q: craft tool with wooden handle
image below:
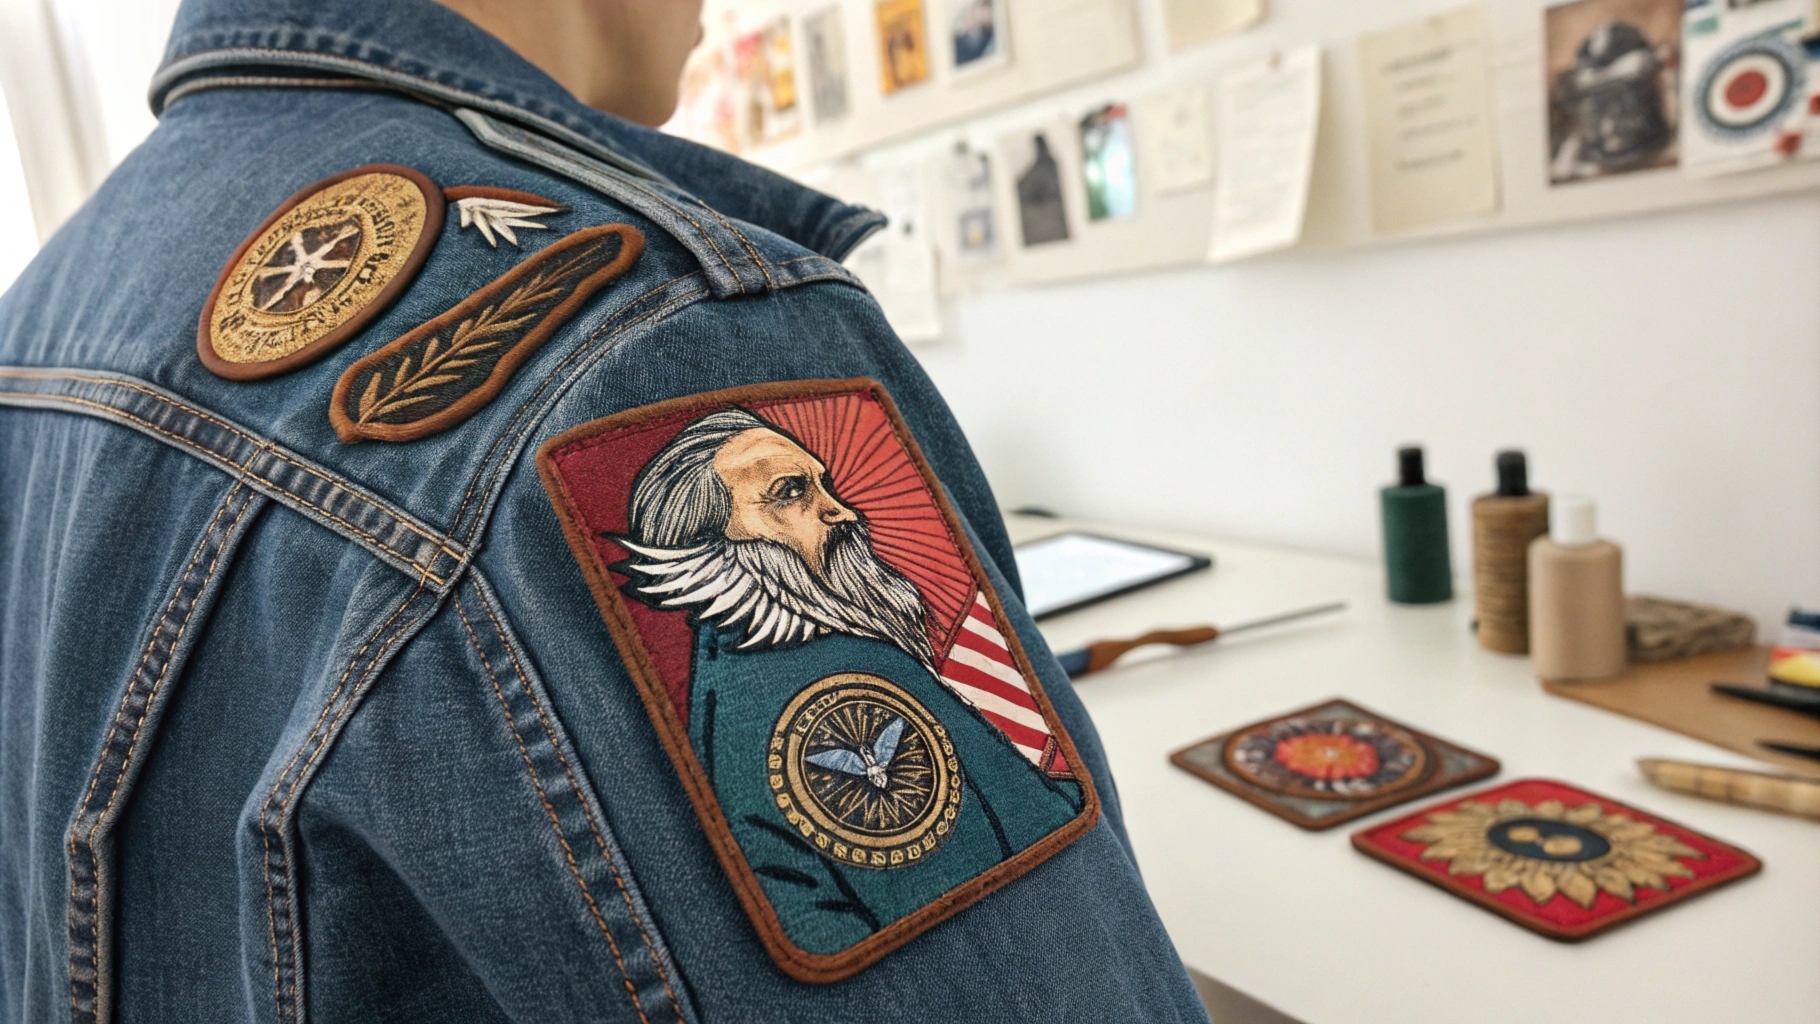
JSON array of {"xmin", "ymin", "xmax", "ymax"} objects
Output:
[
  {"xmin": 1711, "ymin": 680, "xmax": 1820, "ymax": 719},
  {"xmin": 1055, "ymin": 602, "xmax": 1347, "ymax": 678},
  {"xmin": 1637, "ymin": 757, "xmax": 1820, "ymax": 821},
  {"xmin": 1757, "ymin": 740, "xmax": 1820, "ymax": 764}
]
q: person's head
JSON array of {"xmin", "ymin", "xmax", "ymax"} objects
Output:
[
  {"xmin": 436, "ymin": 0, "xmax": 705, "ymax": 125},
  {"xmin": 622, "ymin": 408, "xmax": 935, "ymax": 668}
]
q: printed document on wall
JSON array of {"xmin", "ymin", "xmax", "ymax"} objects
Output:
[
  {"xmin": 1358, "ymin": 7, "xmax": 1500, "ymax": 234},
  {"xmin": 1164, "ymin": 0, "xmax": 1265, "ymax": 52},
  {"xmin": 841, "ymin": 164, "xmax": 943, "ymax": 343},
  {"xmin": 1208, "ymin": 45, "xmax": 1321, "ymax": 263},
  {"xmin": 1135, "ymin": 85, "xmax": 1216, "ymax": 194}
]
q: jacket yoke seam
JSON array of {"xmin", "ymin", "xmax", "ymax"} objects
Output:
[
  {"xmin": 451, "ymin": 588, "xmax": 656, "ymax": 1024},
  {"xmin": 258, "ymin": 578, "xmax": 436, "ymax": 1024},
  {"xmin": 66, "ymin": 481, "xmax": 259, "ymax": 1024},
  {"xmin": 0, "ymin": 377, "xmax": 459, "ymax": 585},
  {"xmin": 466, "ymin": 577, "xmax": 687, "ymax": 1019},
  {"xmin": 0, "ymin": 370, "xmax": 453, "ymax": 557}
]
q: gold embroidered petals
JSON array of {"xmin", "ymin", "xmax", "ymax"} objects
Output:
[
  {"xmin": 198, "ymin": 164, "xmax": 443, "ymax": 380},
  {"xmin": 329, "ymin": 224, "xmax": 644, "ymax": 444}
]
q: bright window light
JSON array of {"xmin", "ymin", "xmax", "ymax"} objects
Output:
[
  {"xmin": 51, "ymin": 0, "xmax": 184, "ymax": 167},
  {"xmin": 0, "ymin": 91, "xmax": 39, "ymax": 292}
]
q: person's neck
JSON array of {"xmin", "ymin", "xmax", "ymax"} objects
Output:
[{"xmin": 433, "ymin": 0, "xmax": 617, "ymax": 113}]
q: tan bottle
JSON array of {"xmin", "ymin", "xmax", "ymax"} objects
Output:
[{"xmin": 1528, "ymin": 495, "xmax": 1626, "ymax": 680}]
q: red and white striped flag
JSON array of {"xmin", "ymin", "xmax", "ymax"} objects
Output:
[{"xmin": 938, "ymin": 593, "xmax": 1072, "ymax": 777}]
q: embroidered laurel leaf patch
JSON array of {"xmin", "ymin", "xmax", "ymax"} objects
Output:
[{"xmin": 330, "ymin": 224, "xmax": 643, "ymax": 443}]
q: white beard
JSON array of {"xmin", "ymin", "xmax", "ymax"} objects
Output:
[{"xmin": 618, "ymin": 524, "xmax": 937, "ymax": 671}]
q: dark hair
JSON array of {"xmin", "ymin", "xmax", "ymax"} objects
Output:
[{"xmin": 627, "ymin": 408, "xmax": 769, "ymax": 548}]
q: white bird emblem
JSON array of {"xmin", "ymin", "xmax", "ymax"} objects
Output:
[
  {"xmin": 806, "ymin": 717, "xmax": 907, "ymax": 790},
  {"xmin": 454, "ymin": 196, "xmax": 562, "ymax": 247}
]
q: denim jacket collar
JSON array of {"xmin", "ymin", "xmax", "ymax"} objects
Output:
[{"xmin": 148, "ymin": 0, "xmax": 883, "ymax": 261}]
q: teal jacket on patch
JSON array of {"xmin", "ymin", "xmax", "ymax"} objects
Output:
[
  {"xmin": 0, "ymin": 0, "xmax": 1215, "ymax": 1021},
  {"xmin": 689, "ymin": 628, "xmax": 1083, "ymax": 958}
]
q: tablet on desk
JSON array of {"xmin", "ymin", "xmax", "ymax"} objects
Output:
[{"xmin": 1012, "ymin": 532, "xmax": 1212, "ymax": 619}]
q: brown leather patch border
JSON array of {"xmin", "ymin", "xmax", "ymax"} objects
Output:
[
  {"xmin": 330, "ymin": 224, "xmax": 644, "ymax": 443},
  {"xmin": 443, "ymin": 185, "xmax": 569, "ymax": 210},
  {"xmin": 197, "ymin": 163, "xmax": 444, "ymax": 381},
  {"xmin": 535, "ymin": 378, "xmax": 1101, "ymax": 984},
  {"xmin": 1169, "ymin": 697, "xmax": 1501, "ymax": 830}
]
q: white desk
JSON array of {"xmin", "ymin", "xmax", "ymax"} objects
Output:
[{"xmin": 1007, "ymin": 516, "xmax": 1818, "ymax": 1024}]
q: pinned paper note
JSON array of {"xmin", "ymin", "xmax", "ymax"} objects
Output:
[
  {"xmin": 1208, "ymin": 45, "xmax": 1322, "ymax": 263},
  {"xmin": 843, "ymin": 164, "xmax": 942, "ymax": 343},
  {"xmin": 1358, "ymin": 7, "xmax": 1500, "ymax": 234},
  {"xmin": 1164, "ymin": 0, "xmax": 1265, "ymax": 52},
  {"xmin": 1135, "ymin": 86, "xmax": 1215, "ymax": 194}
]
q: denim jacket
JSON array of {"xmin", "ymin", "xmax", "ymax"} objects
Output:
[{"xmin": 0, "ymin": 2, "xmax": 1211, "ymax": 1021}]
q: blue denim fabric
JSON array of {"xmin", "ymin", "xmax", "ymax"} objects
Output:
[{"xmin": 0, "ymin": 1, "xmax": 1214, "ymax": 1021}]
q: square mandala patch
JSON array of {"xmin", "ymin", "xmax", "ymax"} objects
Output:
[
  {"xmin": 537, "ymin": 378, "xmax": 1098, "ymax": 982},
  {"xmin": 1170, "ymin": 698, "xmax": 1500, "ymax": 830},
  {"xmin": 1352, "ymin": 778, "xmax": 1762, "ymax": 940}
]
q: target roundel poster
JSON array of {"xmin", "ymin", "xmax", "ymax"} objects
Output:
[
  {"xmin": 1681, "ymin": 0, "xmax": 1820, "ymax": 176},
  {"xmin": 537, "ymin": 377, "xmax": 1097, "ymax": 982}
]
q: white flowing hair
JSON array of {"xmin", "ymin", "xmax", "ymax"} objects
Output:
[{"xmin": 617, "ymin": 410, "xmax": 937, "ymax": 670}]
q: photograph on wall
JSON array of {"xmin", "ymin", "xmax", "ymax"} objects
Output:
[
  {"xmin": 735, "ymin": 17, "xmax": 801, "ymax": 147},
  {"xmin": 1004, "ymin": 128, "xmax": 1071, "ymax": 247},
  {"xmin": 943, "ymin": 142, "xmax": 1000, "ymax": 260},
  {"xmin": 1079, "ymin": 103, "xmax": 1138, "ymax": 220},
  {"xmin": 803, "ymin": 6, "xmax": 853, "ymax": 123},
  {"xmin": 1544, "ymin": 0, "xmax": 1683, "ymax": 185},
  {"xmin": 668, "ymin": 33, "xmax": 742, "ymax": 154},
  {"xmin": 949, "ymin": 0, "xmax": 1011, "ymax": 78},
  {"xmin": 1680, "ymin": 0, "xmax": 1820, "ymax": 176},
  {"xmin": 876, "ymin": 0, "xmax": 933, "ymax": 95}
]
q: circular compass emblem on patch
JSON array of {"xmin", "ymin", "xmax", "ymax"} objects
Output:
[
  {"xmin": 1224, "ymin": 715, "xmax": 1428, "ymax": 800},
  {"xmin": 198, "ymin": 164, "xmax": 443, "ymax": 380},
  {"xmin": 770, "ymin": 673, "xmax": 961, "ymax": 870}
]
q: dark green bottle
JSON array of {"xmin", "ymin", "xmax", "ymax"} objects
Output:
[{"xmin": 1381, "ymin": 446, "xmax": 1453, "ymax": 604}]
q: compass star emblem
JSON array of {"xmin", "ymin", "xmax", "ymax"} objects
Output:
[{"xmin": 251, "ymin": 219, "xmax": 362, "ymax": 313}]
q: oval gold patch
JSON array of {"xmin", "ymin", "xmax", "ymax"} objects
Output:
[{"xmin": 198, "ymin": 164, "xmax": 443, "ymax": 380}]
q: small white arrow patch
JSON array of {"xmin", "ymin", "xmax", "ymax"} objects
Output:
[{"xmin": 455, "ymin": 197, "xmax": 563, "ymax": 248}]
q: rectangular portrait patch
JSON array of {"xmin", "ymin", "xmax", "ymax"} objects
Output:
[{"xmin": 537, "ymin": 379, "xmax": 1099, "ymax": 982}]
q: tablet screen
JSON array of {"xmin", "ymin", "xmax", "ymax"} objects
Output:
[{"xmin": 1012, "ymin": 532, "xmax": 1211, "ymax": 619}]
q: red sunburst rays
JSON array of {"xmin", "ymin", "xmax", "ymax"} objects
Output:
[{"xmin": 756, "ymin": 392, "xmax": 974, "ymax": 651}]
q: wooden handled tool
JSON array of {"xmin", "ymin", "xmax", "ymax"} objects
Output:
[
  {"xmin": 1637, "ymin": 758, "xmax": 1820, "ymax": 821},
  {"xmin": 1056, "ymin": 601, "xmax": 1347, "ymax": 678}
]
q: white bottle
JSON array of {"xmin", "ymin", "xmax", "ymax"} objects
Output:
[{"xmin": 1528, "ymin": 495, "xmax": 1626, "ymax": 681}]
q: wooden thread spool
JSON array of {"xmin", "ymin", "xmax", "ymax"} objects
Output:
[
  {"xmin": 1472, "ymin": 492, "xmax": 1549, "ymax": 653},
  {"xmin": 1469, "ymin": 444, "xmax": 1550, "ymax": 657}
]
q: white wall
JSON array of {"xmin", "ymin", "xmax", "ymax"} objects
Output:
[{"xmin": 917, "ymin": 191, "xmax": 1820, "ymax": 632}]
